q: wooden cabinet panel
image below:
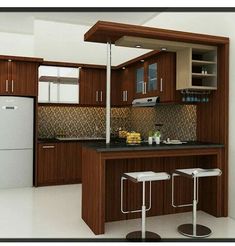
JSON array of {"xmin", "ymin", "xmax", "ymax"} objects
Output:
[
  {"xmin": 37, "ymin": 142, "xmax": 82, "ymax": 186},
  {"xmin": 120, "ymin": 67, "xmax": 134, "ymax": 105},
  {"xmin": 80, "ymin": 67, "xmax": 106, "ymax": 106},
  {"xmin": 0, "ymin": 59, "xmax": 38, "ymax": 96},
  {"xmin": 111, "ymin": 70, "xmax": 121, "ymax": 106},
  {"xmin": 99, "ymin": 69, "xmax": 106, "ymax": 106},
  {"xmin": 0, "ymin": 60, "xmax": 9, "ymax": 95},
  {"xmin": 158, "ymin": 52, "xmax": 178, "ymax": 102},
  {"xmin": 11, "ymin": 61, "xmax": 38, "ymax": 96},
  {"xmin": 133, "ymin": 52, "xmax": 178, "ymax": 102},
  {"xmin": 111, "ymin": 67, "xmax": 134, "ymax": 106},
  {"xmin": 37, "ymin": 143, "xmax": 58, "ymax": 186},
  {"xmin": 57, "ymin": 142, "xmax": 82, "ymax": 184},
  {"xmin": 79, "ymin": 67, "xmax": 93, "ymax": 105}
]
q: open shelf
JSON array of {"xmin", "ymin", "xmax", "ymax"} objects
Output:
[
  {"xmin": 177, "ymin": 46, "xmax": 217, "ymax": 91},
  {"xmin": 192, "ymin": 73, "xmax": 217, "ymax": 78},
  {"xmin": 192, "ymin": 60, "xmax": 217, "ymax": 66}
]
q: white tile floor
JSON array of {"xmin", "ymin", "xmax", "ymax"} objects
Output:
[{"xmin": 0, "ymin": 184, "xmax": 234, "ymax": 239}]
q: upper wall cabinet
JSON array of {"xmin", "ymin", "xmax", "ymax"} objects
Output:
[
  {"xmin": 38, "ymin": 66, "xmax": 79, "ymax": 104},
  {"xmin": 111, "ymin": 67, "xmax": 134, "ymax": 106},
  {"xmin": 135, "ymin": 59, "xmax": 158, "ymax": 98},
  {"xmin": 134, "ymin": 52, "xmax": 177, "ymax": 102},
  {"xmin": 176, "ymin": 47, "xmax": 217, "ymax": 90},
  {"xmin": 0, "ymin": 59, "xmax": 39, "ymax": 96},
  {"xmin": 79, "ymin": 67, "xmax": 106, "ymax": 106}
]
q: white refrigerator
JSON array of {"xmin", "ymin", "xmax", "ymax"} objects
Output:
[{"xmin": 0, "ymin": 96, "xmax": 34, "ymax": 188}]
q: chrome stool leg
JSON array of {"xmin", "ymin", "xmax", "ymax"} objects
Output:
[
  {"xmin": 177, "ymin": 176, "xmax": 211, "ymax": 238},
  {"xmin": 121, "ymin": 178, "xmax": 160, "ymax": 241}
]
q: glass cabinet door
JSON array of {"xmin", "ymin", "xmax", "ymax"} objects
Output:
[
  {"xmin": 136, "ymin": 67, "xmax": 144, "ymax": 94},
  {"xmin": 147, "ymin": 63, "xmax": 157, "ymax": 92}
]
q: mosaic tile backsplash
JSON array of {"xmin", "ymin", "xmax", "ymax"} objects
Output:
[{"xmin": 38, "ymin": 105, "xmax": 196, "ymax": 141}]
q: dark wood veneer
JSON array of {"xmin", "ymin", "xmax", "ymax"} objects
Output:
[
  {"xmin": 36, "ymin": 142, "xmax": 82, "ymax": 186},
  {"xmin": 84, "ymin": 21, "xmax": 229, "ymax": 45},
  {"xmin": 82, "ymin": 146, "xmax": 224, "ymax": 235}
]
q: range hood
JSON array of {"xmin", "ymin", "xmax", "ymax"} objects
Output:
[{"xmin": 132, "ymin": 96, "xmax": 160, "ymax": 107}]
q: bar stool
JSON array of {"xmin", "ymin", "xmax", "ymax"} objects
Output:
[
  {"xmin": 121, "ymin": 171, "xmax": 170, "ymax": 241},
  {"xmin": 171, "ymin": 168, "xmax": 222, "ymax": 238}
]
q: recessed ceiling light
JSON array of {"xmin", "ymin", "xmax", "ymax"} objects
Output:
[
  {"xmin": 122, "ymin": 67, "xmax": 126, "ymax": 70},
  {"xmin": 140, "ymin": 59, "xmax": 145, "ymax": 62},
  {"xmin": 135, "ymin": 45, "xmax": 142, "ymax": 48},
  {"xmin": 161, "ymin": 47, "xmax": 167, "ymax": 51}
]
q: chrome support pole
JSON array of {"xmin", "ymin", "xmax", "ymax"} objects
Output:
[
  {"xmin": 193, "ymin": 177, "xmax": 197, "ymax": 236},
  {"xmin": 106, "ymin": 42, "xmax": 111, "ymax": 144},
  {"xmin": 142, "ymin": 181, "xmax": 146, "ymax": 239}
]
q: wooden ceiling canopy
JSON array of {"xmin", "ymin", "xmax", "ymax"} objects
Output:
[{"xmin": 84, "ymin": 21, "xmax": 229, "ymax": 46}]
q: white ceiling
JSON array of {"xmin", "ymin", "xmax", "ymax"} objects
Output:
[{"xmin": 0, "ymin": 12, "xmax": 160, "ymax": 35}]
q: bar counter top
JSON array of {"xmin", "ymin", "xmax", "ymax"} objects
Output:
[{"xmin": 83, "ymin": 141, "xmax": 224, "ymax": 152}]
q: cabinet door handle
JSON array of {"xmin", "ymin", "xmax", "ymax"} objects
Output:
[
  {"xmin": 5, "ymin": 80, "xmax": 8, "ymax": 92},
  {"xmin": 144, "ymin": 82, "xmax": 147, "ymax": 94},
  {"xmin": 122, "ymin": 91, "xmax": 125, "ymax": 102},
  {"xmin": 126, "ymin": 91, "xmax": 128, "ymax": 101},
  {"xmin": 96, "ymin": 91, "xmax": 99, "ymax": 102},
  {"xmin": 42, "ymin": 145, "xmax": 55, "ymax": 149},
  {"xmin": 160, "ymin": 78, "xmax": 163, "ymax": 92},
  {"xmin": 11, "ymin": 80, "xmax": 14, "ymax": 93},
  {"xmin": 142, "ymin": 82, "xmax": 145, "ymax": 94},
  {"xmin": 100, "ymin": 91, "xmax": 103, "ymax": 102}
]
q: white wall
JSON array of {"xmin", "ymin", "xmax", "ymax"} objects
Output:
[
  {"xmin": 145, "ymin": 12, "xmax": 235, "ymax": 219},
  {"xmin": 33, "ymin": 19, "xmax": 149, "ymax": 66},
  {"xmin": 0, "ymin": 31, "xmax": 34, "ymax": 57}
]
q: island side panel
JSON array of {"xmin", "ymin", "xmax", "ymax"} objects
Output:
[
  {"xmin": 196, "ymin": 43, "xmax": 229, "ymax": 216},
  {"xmin": 82, "ymin": 147, "xmax": 105, "ymax": 235},
  {"xmin": 103, "ymin": 148, "xmax": 224, "ymax": 222},
  {"xmin": 199, "ymin": 149, "xmax": 224, "ymax": 217}
]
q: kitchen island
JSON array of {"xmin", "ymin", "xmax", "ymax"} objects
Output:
[{"xmin": 81, "ymin": 141, "xmax": 225, "ymax": 235}]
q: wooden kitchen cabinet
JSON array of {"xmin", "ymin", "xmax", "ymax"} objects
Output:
[
  {"xmin": 11, "ymin": 61, "xmax": 38, "ymax": 96},
  {"xmin": 80, "ymin": 67, "xmax": 106, "ymax": 106},
  {"xmin": 0, "ymin": 60, "xmax": 9, "ymax": 95},
  {"xmin": 111, "ymin": 70, "xmax": 121, "ymax": 106},
  {"xmin": 0, "ymin": 58, "xmax": 39, "ymax": 96},
  {"xmin": 37, "ymin": 142, "xmax": 82, "ymax": 186},
  {"xmin": 134, "ymin": 52, "xmax": 177, "ymax": 102},
  {"xmin": 112, "ymin": 67, "xmax": 134, "ymax": 106},
  {"xmin": 158, "ymin": 52, "xmax": 177, "ymax": 102},
  {"xmin": 37, "ymin": 143, "xmax": 58, "ymax": 186},
  {"xmin": 57, "ymin": 142, "xmax": 82, "ymax": 184}
]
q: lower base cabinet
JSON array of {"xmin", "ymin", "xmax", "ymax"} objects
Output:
[{"xmin": 37, "ymin": 142, "xmax": 82, "ymax": 186}]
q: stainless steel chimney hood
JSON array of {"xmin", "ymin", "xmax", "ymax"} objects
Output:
[{"xmin": 132, "ymin": 96, "xmax": 160, "ymax": 107}]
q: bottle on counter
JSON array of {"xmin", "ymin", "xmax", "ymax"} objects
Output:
[
  {"xmin": 154, "ymin": 130, "xmax": 161, "ymax": 144},
  {"xmin": 148, "ymin": 130, "xmax": 153, "ymax": 145}
]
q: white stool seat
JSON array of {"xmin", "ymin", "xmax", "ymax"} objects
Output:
[
  {"xmin": 175, "ymin": 168, "xmax": 222, "ymax": 178},
  {"xmin": 123, "ymin": 171, "xmax": 170, "ymax": 183}
]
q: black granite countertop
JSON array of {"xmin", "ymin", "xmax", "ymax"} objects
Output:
[
  {"xmin": 82, "ymin": 141, "xmax": 224, "ymax": 152},
  {"xmin": 38, "ymin": 137, "xmax": 106, "ymax": 143}
]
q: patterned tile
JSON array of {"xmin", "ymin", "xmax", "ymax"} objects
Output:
[{"xmin": 38, "ymin": 104, "xmax": 196, "ymax": 141}]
